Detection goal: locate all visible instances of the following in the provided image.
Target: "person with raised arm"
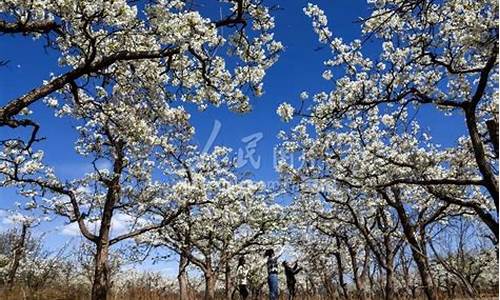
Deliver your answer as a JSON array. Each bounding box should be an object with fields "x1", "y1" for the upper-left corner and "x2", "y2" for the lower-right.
[
  {"x1": 283, "y1": 260, "x2": 302, "y2": 300},
  {"x1": 264, "y1": 248, "x2": 283, "y2": 300}
]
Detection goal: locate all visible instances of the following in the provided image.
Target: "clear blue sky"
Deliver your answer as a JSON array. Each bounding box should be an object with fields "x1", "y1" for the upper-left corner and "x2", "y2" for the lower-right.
[{"x1": 0, "y1": 1, "x2": 464, "y2": 274}]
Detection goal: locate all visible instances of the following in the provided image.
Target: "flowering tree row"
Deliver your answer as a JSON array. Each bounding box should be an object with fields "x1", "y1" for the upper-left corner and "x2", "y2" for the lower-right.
[
  {"x1": 277, "y1": 1, "x2": 498, "y2": 299},
  {"x1": 0, "y1": 0, "x2": 283, "y2": 299}
]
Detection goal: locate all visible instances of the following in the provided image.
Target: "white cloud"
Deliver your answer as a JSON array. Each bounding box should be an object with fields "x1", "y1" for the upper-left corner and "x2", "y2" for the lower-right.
[
  {"x1": 0, "y1": 210, "x2": 12, "y2": 228},
  {"x1": 61, "y1": 221, "x2": 81, "y2": 236},
  {"x1": 54, "y1": 160, "x2": 111, "y2": 180},
  {"x1": 60, "y1": 213, "x2": 142, "y2": 237}
]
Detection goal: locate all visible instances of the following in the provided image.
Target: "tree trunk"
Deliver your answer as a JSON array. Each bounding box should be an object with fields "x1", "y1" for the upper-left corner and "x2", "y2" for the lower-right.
[
  {"x1": 91, "y1": 188, "x2": 117, "y2": 300},
  {"x1": 322, "y1": 273, "x2": 335, "y2": 298},
  {"x1": 204, "y1": 270, "x2": 216, "y2": 300},
  {"x1": 414, "y1": 257, "x2": 436, "y2": 300},
  {"x1": 359, "y1": 246, "x2": 371, "y2": 300},
  {"x1": 379, "y1": 188, "x2": 438, "y2": 300},
  {"x1": 333, "y1": 249, "x2": 348, "y2": 299},
  {"x1": 224, "y1": 261, "x2": 232, "y2": 299},
  {"x1": 486, "y1": 119, "x2": 499, "y2": 157},
  {"x1": 464, "y1": 104, "x2": 499, "y2": 217},
  {"x1": 7, "y1": 223, "x2": 28, "y2": 288},
  {"x1": 345, "y1": 239, "x2": 362, "y2": 297},
  {"x1": 391, "y1": 195, "x2": 437, "y2": 300},
  {"x1": 384, "y1": 257, "x2": 394, "y2": 300},
  {"x1": 92, "y1": 239, "x2": 110, "y2": 300},
  {"x1": 91, "y1": 146, "x2": 123, "y2": 300},
  {"x1": 178, "y1": 253, "x2": 189, "y2": 300},
  {"x1": 417, "y1": 229, "x2": 437, "y2": 300}
]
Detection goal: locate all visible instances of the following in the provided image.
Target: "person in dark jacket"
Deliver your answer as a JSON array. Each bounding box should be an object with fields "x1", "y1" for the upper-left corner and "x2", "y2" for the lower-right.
[{"x1": 282, "y1": 261, "x2": 302, "y2": 300}]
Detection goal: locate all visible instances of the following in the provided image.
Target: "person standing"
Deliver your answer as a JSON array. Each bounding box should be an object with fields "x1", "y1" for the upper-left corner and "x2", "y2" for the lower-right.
[
  {"x1": 283, "y1": 261, "x2": 302, "y2": 300},
  {"x1": 264, "y1": 249, "x2": 280, "y2": 300},
  {"x1": 235, "y1": 256, "x2": 250, "y2": 300}
]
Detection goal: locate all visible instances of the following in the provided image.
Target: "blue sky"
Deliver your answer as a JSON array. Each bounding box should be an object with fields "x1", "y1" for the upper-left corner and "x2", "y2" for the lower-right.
[{"x1": 0, "y1": 1, "x2": 465, "y2": 275}]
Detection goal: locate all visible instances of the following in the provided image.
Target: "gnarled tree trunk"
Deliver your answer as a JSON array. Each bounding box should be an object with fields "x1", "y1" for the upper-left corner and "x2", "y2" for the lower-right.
[
  {"x1": 383, "y1": 248, "x2": 395, "y2": 300},
  {"x1": 178, "y1": 252, "x2": 189, "y2": 300},
  {"x1": 388, "y1": 190, "x2": 437, "y2": 300},
  {"x1": 224, "y1": 261, "x2": 232, "y2": 299},
  {"x1": 333, "y1": 237, "x2": 349, "y2": 299},
  {"x1": 7, "y1": 223, "x2": 28, "y2": 288},
  {"x1": 91, "y1": 142, "x2": 124, "y2": 300},
  {"x1": 92, "y1": 240, "x2": 111, "y2": 300},
  {"x1": 204, "y1": 269, "x2": 216, "y2": 300}
]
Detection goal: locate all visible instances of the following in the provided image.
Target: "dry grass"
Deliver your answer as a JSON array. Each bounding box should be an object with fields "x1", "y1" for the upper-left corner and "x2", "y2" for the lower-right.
[{"x1": 1, "y1": 286, "x2": 497, "y2": 300}]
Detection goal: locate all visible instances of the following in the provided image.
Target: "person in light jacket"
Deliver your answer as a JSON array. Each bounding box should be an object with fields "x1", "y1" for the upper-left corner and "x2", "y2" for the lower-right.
[{"x1": 235, "y1": 256, "x2": 250, "y2": 300}]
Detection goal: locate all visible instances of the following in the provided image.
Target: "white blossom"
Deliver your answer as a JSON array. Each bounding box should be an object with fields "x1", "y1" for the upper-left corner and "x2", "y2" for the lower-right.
[{"x1": 276, "y1": 102, "x2": 295, "y2": 122}]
